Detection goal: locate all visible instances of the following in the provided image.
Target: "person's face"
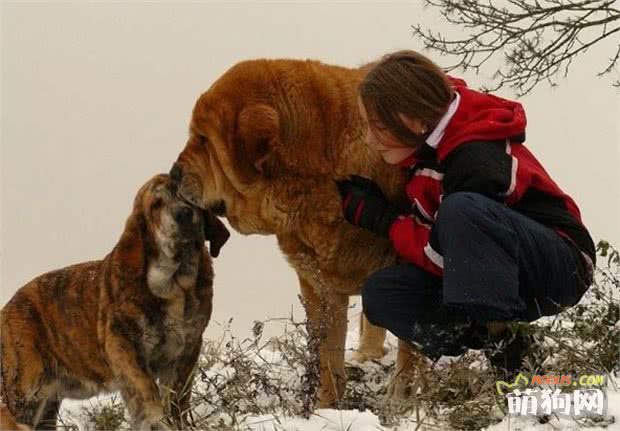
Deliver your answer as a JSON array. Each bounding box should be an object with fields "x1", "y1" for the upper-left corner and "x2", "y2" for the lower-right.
[{"x1": 357, "y1": 97, "x2": 427, "y2": 164}]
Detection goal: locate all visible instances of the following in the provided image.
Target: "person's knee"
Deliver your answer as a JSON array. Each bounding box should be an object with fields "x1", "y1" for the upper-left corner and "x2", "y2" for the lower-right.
[
  {"x1": 435, "y1": 192, "x2": 494, "y2": 232},
  {"x1": 436, "y1": 192, "x2": 482, "y2": 224}
]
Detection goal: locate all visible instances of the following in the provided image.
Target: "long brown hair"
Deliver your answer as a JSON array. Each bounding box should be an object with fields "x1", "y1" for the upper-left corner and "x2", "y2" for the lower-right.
[{"x1": 359, "y1": 50, "x2": 454, "y2": 148}]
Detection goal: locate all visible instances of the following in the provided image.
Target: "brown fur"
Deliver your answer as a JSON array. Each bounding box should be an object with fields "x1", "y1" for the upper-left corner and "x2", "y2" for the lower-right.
[
  {"x1": 1, "y1": 403, "x2": 31, "y2": 431},
  {"x1": 0, "y1": 174, "x2": 229, "y2": 430},
  {"x1": 172, "y1": 59, "x2": 422, "y2": 406}
]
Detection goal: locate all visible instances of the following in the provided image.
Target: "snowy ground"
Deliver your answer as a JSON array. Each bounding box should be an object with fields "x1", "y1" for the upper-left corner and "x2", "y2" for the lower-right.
[
  {"x1": 58, "y1": 326, "x2": 619, "y2": 431},
  {"x1": 234, "y1": 331, "x2": 620, "y2": 431},
  {"x1": 56, "y1": 257, "x2": 620, "y2": 430}
]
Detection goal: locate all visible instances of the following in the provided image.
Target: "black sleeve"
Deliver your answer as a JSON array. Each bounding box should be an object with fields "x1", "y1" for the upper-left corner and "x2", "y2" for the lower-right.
[{"x1": 442, "y1": 140, "x2": 513, "y2": 201}]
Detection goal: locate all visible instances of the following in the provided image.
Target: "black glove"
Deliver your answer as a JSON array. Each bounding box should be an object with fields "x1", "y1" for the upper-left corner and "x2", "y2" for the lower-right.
[{"x1": 336, "y1": 175, "x2": 400, "y2": 237}]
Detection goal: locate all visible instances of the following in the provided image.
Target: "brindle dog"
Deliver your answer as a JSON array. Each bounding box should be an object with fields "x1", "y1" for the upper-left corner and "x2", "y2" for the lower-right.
[{"x1": 1, "y1": 174, "x2": 230, "y2": 430}]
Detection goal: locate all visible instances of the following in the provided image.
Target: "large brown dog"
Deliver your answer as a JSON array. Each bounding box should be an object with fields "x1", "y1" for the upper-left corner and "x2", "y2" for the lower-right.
[
  {"x1": 171, "y1": 59, "x2": 424, "y2": 407},
  {"x1": 1, "y1": 174, "x2": 230, "y2": 430}
]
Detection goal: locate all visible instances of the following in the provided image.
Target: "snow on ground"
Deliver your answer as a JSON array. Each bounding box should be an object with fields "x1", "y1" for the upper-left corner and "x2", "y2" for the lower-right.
[
  {"x1": 223, "y1": 331, "x2": 620, "y2": 430},
  {"x1": 59, "y1": 279, "x2": 620, "y2": 430},
  {"x1": 58, "y1": 326, "x2": 619, "y2": 431},
  {"x1": 243, "y1": 410, "x2": 383, "y2": 431}
]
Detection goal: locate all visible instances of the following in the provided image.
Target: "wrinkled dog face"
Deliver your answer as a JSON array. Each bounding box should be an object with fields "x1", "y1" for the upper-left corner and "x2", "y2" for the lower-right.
[
  {"x1": 142, "y1": 174, "x2": 205, "y2": 262},
  {"x1": 170, "y1": 132, "x2": 227, "y2": 217},
  {"x1": 170, "y1": 63, "x2": 295, "y2": 235}
]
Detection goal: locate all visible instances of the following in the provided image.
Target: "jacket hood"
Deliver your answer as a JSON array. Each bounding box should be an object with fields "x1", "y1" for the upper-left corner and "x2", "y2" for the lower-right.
[{"x1": 436, "y1": 77, "x2": 527, "y2": 160}]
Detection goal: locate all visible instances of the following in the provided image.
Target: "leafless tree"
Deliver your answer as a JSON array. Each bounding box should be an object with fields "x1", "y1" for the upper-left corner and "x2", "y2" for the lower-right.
[{"x1": 413, "y1": 0, "x2": 620, "y2": 95}]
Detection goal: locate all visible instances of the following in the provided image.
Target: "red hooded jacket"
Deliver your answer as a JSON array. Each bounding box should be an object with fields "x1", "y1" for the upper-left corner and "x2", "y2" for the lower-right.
[{"x1": 388, "y1": 78, "x2": 595, "y2": 277}]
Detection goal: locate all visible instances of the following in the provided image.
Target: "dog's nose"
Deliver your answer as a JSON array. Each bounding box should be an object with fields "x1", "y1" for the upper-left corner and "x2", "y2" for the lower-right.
[
  {"x1": 170, "y1": 163, "x2": 183, "y2": 183},
  {"x1": 174, "y1": 206, "x2": 194, "y2": 224}
]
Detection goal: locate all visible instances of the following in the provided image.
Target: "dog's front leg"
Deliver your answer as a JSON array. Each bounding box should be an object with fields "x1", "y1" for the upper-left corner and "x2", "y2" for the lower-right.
[
  {"x1": 298, "y1": 273, "x2": 348, "y2": 409},
  {"x1": 350, "y1": 314, "x2": 387, "y2": 363},
  {"x1": 105, "y1": 314, "x2": 164, "y2": 430},
  {"x1": 159, "y1": 340, "x2": 202, "y2": 429},
  {"x1": 386, "y1": 339, "x2": 430, "y2": 400}
]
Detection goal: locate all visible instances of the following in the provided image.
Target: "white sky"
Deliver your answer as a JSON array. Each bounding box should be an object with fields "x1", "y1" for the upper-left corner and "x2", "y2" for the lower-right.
[{"x1": 2, "y1": 1, "x2": 618, "y2": 338}]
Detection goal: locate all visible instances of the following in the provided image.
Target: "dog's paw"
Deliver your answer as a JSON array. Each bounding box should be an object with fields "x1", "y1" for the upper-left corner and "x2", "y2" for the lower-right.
[
  {"x1": 349, "y1": 346, "x2": 387, "y2": 363},
  {"x1": 388, "y1": 371, "x2": 422, "y2": 401},
  {"x1": 385, "y1": 353, "x2": 431, "y2": 401}
]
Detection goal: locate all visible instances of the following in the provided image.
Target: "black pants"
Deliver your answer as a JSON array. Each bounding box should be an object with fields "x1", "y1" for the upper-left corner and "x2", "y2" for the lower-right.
[{"x1": 362, "y1": 192, "x2": 591, "y2": 359}]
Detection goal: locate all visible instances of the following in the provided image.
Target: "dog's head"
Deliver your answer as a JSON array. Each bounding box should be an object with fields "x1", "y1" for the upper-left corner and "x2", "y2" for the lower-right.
[
  {"x1": 115, "y1": 174, "x2": 230, "y2": 277},
  {"x1": 168, "y1": 61, "x2": 303, "y2": 235},
  {"x1": 168, "y1": 59, "x2": 388, "y2": 236},
  {"x1": 169, "y1": 102, "x2": 283, "y2": 234}
]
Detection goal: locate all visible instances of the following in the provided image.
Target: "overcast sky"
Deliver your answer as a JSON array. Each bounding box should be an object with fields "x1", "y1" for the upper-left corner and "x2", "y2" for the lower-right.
[{"x1": 2, "y1": 2, "x2": 618, "y2": 339}]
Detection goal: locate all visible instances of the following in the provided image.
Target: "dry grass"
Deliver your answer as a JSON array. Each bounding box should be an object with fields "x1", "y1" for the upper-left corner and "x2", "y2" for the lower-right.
[{"x1": 61, "y1": 241, "x2": 619, "y2": 430}]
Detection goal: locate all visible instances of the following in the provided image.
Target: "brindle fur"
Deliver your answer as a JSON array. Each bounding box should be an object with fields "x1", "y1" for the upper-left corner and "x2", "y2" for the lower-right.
[{"x1": 1, "y1": 174, "x2": 229, "y2": 430}]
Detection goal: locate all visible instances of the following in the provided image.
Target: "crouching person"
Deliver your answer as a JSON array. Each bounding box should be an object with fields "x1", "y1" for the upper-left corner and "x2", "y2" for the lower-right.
[{"x1": 337, "y1": 50, "x2": 595, "y2": 376}]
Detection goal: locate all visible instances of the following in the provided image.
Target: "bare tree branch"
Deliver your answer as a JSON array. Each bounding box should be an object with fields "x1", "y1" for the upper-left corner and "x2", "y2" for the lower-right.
[{"x1": 413, "y1": 0, "x2": 620, "y2": 95}]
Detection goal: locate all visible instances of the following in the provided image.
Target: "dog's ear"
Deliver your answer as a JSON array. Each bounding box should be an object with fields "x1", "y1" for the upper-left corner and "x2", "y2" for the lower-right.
[
  {"x1": 204, "y1": 210, "x2": 230, "y2": 258},
  {"x1": 114, "y1": 209, "x2": 147, "y2": 279},
  {"x1": 234, "y1": 104, "x2": 280, "y2": 180}
]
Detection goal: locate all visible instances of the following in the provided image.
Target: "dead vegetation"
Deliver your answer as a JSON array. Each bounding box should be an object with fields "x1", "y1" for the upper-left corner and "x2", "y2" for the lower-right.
[{"x1": 59, "y1": 241, "x2": 618, "y2": 430}]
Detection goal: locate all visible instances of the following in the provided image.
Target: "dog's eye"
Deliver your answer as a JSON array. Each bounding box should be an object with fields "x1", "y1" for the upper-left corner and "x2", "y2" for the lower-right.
[{"x1": 199, "y1": 135, "x2": 209, "y2": 146}]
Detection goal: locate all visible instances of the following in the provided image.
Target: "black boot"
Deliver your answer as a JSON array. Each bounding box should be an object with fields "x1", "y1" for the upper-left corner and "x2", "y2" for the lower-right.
[
  {"x1": 484, "y1": 328, "x2": 534, "y2": 380},
  {"x1": 409, "y1": 320, "x2": 474, "y2": 361}
]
